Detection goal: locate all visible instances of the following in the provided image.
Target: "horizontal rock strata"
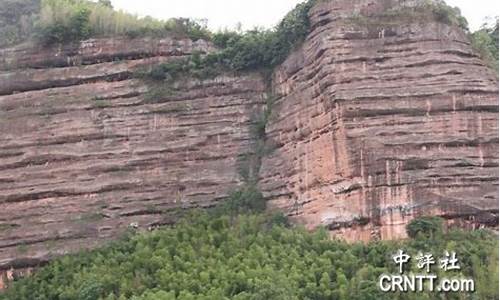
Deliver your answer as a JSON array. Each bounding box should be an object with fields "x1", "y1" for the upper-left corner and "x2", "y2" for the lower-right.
[
  {"x1": 0, "y1": 37, "x2": 265, "y2": 279},
  {"x1": 259, "y1": 0, "x2": 499, "y2": 241},
  {"x1": 0, "y1": 0, "x2": 498, "y2": 288}
]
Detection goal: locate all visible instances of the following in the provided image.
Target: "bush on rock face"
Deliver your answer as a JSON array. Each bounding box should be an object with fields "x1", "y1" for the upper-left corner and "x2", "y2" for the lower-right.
[{"x1": 406, "y1": 216, "x2": 443, "y2": 238}]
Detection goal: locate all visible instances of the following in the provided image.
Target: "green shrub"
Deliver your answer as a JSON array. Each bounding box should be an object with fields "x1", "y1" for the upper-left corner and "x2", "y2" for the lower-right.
[
  {"x1": 268, "y1": 212, "x2": 290, "y2": 227},
  {"x1": 141, "y1": 0, "x2": 317, "y2": 82},
  {"x1": 0, "y1": 0, "x2": 211, "y2": 46},
  {"x1": 212, "y1": 30, "x2": 241, "y2": 48},
  {"x1": 218, "y1": 0, "x2": 316, "y2": 71},
  {"x1": 471, "y1": 18, "x2": 499, "y2": 72},
  {"x1": 97, "y1": 0, "x2": 112, "y2": 8},
  {"x1": 406, "y1": 216, "x2": 443, "y2": 238},
  {"x1": 0, "y1": 0, "x2": 40, "y2": 47},
  {"x1": 78, "y1": 279, "x2": 104, "y2": 300},
  {"x1": 348, "y1": 1, "x2": 469, "y2": 30},
  {"x1": 429, "y1": 1, "x2": 468, "y2": 29},
  {"x1": 223, "y1": 184, "x2": 266, "y2": 214}
]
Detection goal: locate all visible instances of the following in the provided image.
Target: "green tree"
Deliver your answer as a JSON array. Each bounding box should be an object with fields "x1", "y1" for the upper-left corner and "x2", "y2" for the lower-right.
[
  {"x1": 0, "y1": 0, "x2": 39, "y2": 47},
  {"x1": 471, "y1": 18, "x2": 499, "y2": 72},
  {"x1": 406, "y1": 216, "x2": 443, "y2": 239},
  {"x1": 98, "y1": 0, "x2": 112, "y2": 8}
]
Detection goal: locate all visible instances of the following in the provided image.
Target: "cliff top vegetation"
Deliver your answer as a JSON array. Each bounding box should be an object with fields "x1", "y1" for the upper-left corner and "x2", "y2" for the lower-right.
[
  {"x1": 0, "y1": 0, "x2": 211, "y2": 47},
  {"x1": 0, "y1": 0, "x2": 496, "y2": 72}
]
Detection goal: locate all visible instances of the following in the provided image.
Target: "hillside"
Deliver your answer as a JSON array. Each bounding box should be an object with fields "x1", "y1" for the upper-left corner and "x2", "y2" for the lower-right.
[
  {"x1": 1, "y1": 212, "x2": 498, "y2": 299},
  {"x1": 0, "y1": 0, "x2": 498, "y2": 295}
]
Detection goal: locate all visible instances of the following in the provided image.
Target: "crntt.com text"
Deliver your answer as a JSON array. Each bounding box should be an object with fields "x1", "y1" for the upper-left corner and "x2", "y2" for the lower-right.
[{"x1": 379, "y1": 275, "x2": 475, "y2": 292}]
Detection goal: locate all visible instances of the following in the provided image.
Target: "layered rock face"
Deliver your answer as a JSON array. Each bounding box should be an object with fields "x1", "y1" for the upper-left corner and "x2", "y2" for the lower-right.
[
  {"x1": 0, "y1": 37, "x2": 265, "y2": 282},
  {"x1": 260, "y1": 0, "x2": 499, "y2": 241},
  {"x1": 0, "y1": 0, "x2": 498, "y2": 288}
]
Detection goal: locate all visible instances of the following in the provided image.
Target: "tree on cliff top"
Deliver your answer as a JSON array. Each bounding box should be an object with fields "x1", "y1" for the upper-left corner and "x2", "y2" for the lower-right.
[
  {"x1": 34, "y1": 0, "x2": 211, "y2": 45},
  {"x1": 139, "y1": 0, "x2": 317, "y2": 84},
  {"x1": 471, "y1": 18, "x2": 499, "y2": 72},
  {"x1": 0, "y1": 0, "x2": 211, "y2": 46},
  {"x1": 0, "y1": 0, "x2": 39, "y2": 47}
]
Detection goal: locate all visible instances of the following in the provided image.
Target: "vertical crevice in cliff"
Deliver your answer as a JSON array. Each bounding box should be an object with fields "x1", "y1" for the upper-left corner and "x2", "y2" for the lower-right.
[
  {"x1": 259, "y1": 0, "x2": 499, "y2": 241},
  {"x1": 222, "y1": 92, "x2": 278, "y2": 214},
  {"x1": 1, "y1": 0, "x2": 497, "y2": 283}
]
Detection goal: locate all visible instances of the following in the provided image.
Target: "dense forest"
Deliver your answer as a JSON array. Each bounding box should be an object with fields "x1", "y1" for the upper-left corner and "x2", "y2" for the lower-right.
[{"x1": 1, "y1": 212, "x2": 497, "y2": 300}]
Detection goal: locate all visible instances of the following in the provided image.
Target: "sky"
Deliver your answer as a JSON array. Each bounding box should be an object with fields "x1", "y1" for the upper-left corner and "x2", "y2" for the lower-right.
[{"x1": 110, "y1": 0, "x2": 498, "y2": 31}]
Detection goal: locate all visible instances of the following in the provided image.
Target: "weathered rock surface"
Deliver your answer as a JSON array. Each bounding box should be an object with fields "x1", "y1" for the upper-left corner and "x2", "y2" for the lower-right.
[
  {"x1": 0, "y1": 37, "x2": 265, "y2": 284},
  {"x1": 0, "y1": 0, "x2": 498, "y2": 288},
  {"x1": 0, "y1": 37, "x2": 213, "y2": 71},
  {"x1": 260, "y1": 0, "x2": 498, "y2": 241}
]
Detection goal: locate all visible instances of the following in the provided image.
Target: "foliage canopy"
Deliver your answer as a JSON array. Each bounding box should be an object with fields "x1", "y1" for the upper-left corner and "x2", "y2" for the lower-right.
[
  {"x1": 406, "y1": 216, "x2": 443, "y2": 238},
  {"x1": 35, "y1": 0, "x2": 211, "y2": 45},
  {"x1": 2, "y1": 213, "x2": 497, "y2": 300},
  {"x1": 0, "y1": 0, "x2": 211, "y2": 46},
  {"x1": 139, "y1": 0, "x2": 317, "y2": 84},
  {"x1": 0, "y1": 0, "x2": 39, "y2": 47},
  {"x1": 471, "y1": 18, "x2": 499, "y2": 72}
]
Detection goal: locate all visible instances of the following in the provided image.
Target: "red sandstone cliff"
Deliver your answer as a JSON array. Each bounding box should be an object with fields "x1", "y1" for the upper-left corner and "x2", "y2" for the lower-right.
[
  {"x1": 0, "y1": 0, "x2": 498, "y2": 287},
  {"x1": 260, "y1": 0, "x2": 498, "y2": 241},
  {"x1": 0, "y1": 37, "x2": 266, "y2": 282}
]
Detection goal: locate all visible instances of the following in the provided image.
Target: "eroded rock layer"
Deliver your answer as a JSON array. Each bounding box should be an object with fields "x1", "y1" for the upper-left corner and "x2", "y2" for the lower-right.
[
  {"x1": 260, "y1": 0, "x2": 499, "y2": 241},
  {"x1": 0, "y1": 0, "x2": 498, "y2": 288},
  {"x1": 0, "y1": 38, "x2": 265, "y2": 279}
]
